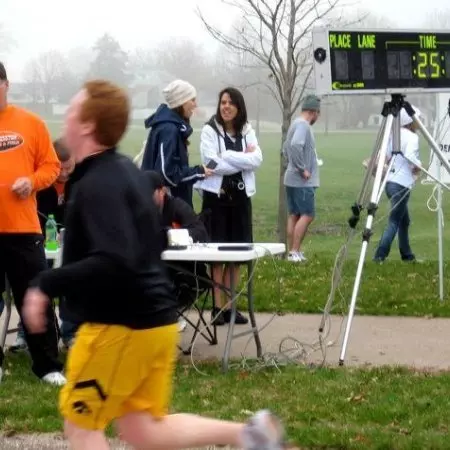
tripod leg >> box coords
[414,116,450,177]
[339,113,395,366]
[318,115,389,333]
[375,115,402,204]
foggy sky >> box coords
[2,0,449,81]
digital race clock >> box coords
[312,28,450,95]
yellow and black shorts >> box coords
[59,322,178,430]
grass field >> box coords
[2,354,450,449]
[2,123,450,448]
[45,121,450,317]
[46,120,450,258]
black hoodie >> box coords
[32,149,178,329]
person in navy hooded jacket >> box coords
[142,80,213,208]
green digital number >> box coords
[430,52,440,78]
[416,52,441,79]
[417,52,428,78]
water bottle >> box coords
[45,214,59,251]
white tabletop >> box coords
[46,243,286,264]
[162,243,285,262]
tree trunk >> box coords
[276,106,291,247]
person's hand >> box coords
[23,288,49,334]
[11,177,33,199]
[302,170,311,180]
[412,166,421,175]
[245,144,256,153]
[202,166,214,177]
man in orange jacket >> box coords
[0,61,65,384]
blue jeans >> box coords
[374,182,415,261]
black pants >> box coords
[0,233,62,378]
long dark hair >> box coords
[215,87,248,135]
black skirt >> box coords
[201,190,253,243]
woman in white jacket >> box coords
[195,87,262,326]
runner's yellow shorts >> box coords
[59,322,178,430]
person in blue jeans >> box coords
[373,106,422,263]
[9,139,79,351]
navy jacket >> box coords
[142,104,205,207]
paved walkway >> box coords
[2,309,450,370]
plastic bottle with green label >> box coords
[45,214,59,251]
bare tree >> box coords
[198,0,345,243]
[155,38,218,96]
[23,51,67,111]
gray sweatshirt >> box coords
[283,118,319,188]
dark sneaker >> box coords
[223,309,249,325]
[211,307,225,326]
[242,409,285,450]
[9,336,28,353]
[403,257,423,263]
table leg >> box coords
[222,263,236,372]
[247,261,262,358]
[0,277,12,349]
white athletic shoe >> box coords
[298,252,307,262]
[287,251,307,262]
[42,372,67,386]
[242,409,285,450]
[178,318,187,332]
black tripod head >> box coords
[381,94,415,120]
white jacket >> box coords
[194,119,263,197]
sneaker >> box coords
[242,409,285,450]
[223,309,249,325]
[298,252,307,262]
[41,372,66,386]
[287,251,307,262]
[211,307,225,326]
[9,335,28,353]
[403,257,424,264]
[178,318,187,332]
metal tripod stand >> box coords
[318,94,450,365]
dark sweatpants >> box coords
[0,233,62,378]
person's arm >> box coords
[29,120,60,192]
[172,198,208,243]
[403,134,422,169]
[220,128,263,171]
[155,125,205,187]
[200,126,241,176]
[30,182,137,299]
[287,122,311,176]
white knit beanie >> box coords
[163,80,197,109]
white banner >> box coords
[427,94,450,185]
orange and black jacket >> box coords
[0,105,60,233]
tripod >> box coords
[318,94,450,365]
